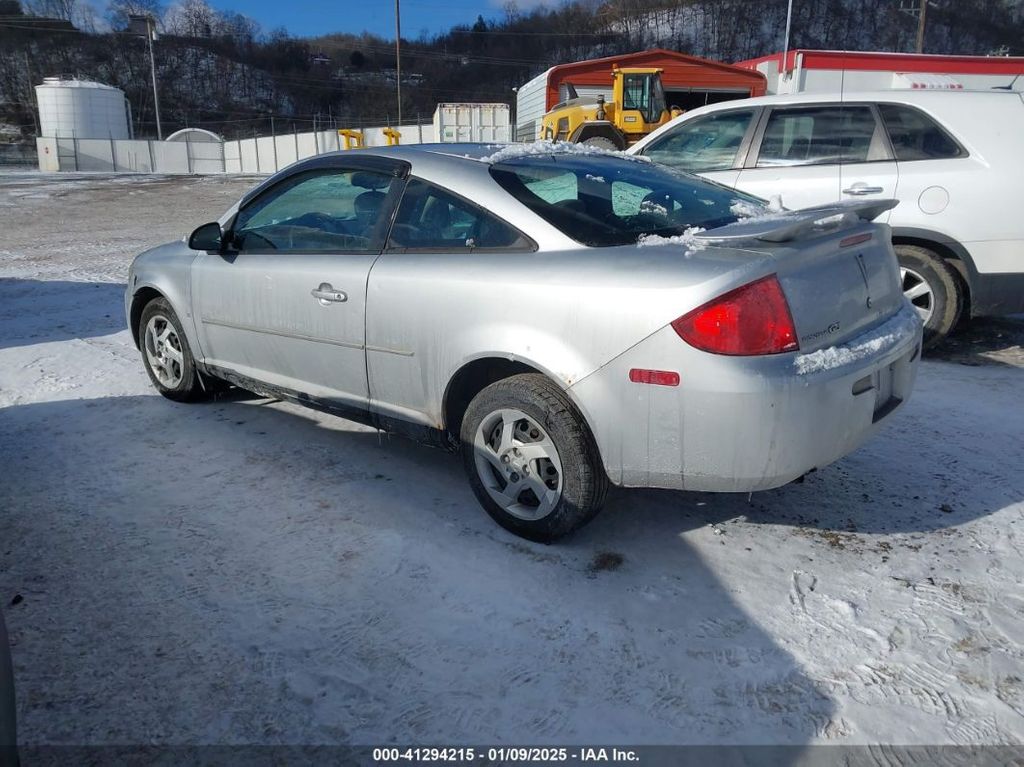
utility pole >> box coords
[130,15,162,140]
[915,0,927,53]
[147,18,162,140]
[23,50,38,135]
[782,0,794,69]
[395,0,402,126]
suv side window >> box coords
[232,168,398,253]
[642,110,755,172]
[878,103,964,160]
[388,178,533,251]
[756,106,887,167]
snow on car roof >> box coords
[418,140,653,164]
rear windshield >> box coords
[489,154,760,247]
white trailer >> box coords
[737,50,1024,95]
[514,68,553,143]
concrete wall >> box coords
[37,122,438,174]
[37,136,222,173]
[222,124,438,174]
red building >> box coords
[515,49,768,141]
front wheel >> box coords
[894,244,963,349]
[139,297,208,402]
[580,136,619,151]
[460,374,609,542]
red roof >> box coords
[543,49,766,111]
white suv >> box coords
[629,89,1024,346]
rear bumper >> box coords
[570,303,922,492]
[969,271,1024,317]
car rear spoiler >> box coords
[698,199,899,244]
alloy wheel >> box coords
[144,314,184,388]
[901,266,934,324]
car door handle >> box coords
[311,283,347,305]
[842,184,885,196]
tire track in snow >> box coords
[946,714,1017,746]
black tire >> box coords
[460,374,609,543]
[580,136,619,151]
[894,244,963,349]
[138,297,208,402]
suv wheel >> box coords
[894,244,963,349]
[460,374,609,542]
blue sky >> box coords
[208,0,523,39]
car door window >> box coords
[232,168,398,252]
[642,110,755,172]
[877,104,964,160]
[756,106,886,167]
[388,178,533,251]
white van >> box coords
[629,89,1024,346]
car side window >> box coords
[231,168,398,253]
[877,104,963,161]
[642,110,755,172]
[756,106,887,167]
[388,178,532,251]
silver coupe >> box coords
[126,144,922,541]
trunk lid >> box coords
[698,200,905,352]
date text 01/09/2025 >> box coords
[372,747,641,762]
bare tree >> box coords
[106,0,163,30]
[162,0,216,37]
[20,0,77,19]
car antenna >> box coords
[992,74,1021,91]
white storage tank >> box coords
[433,103,510,143]
[35,77,130,139]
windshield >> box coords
[489,154,762,247]
[622,74,666,123]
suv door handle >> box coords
[843,184,885,196]
[311,283,347,305]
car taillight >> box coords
[671,275,799,356]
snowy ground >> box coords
[2,173,1024,747]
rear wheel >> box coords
[894,244,962,349]
[139,297,208,402]
[460,374,608,542]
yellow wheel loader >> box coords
[539,67,678,149]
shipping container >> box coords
[432,103,511,143]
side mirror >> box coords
[188,222,223,251]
